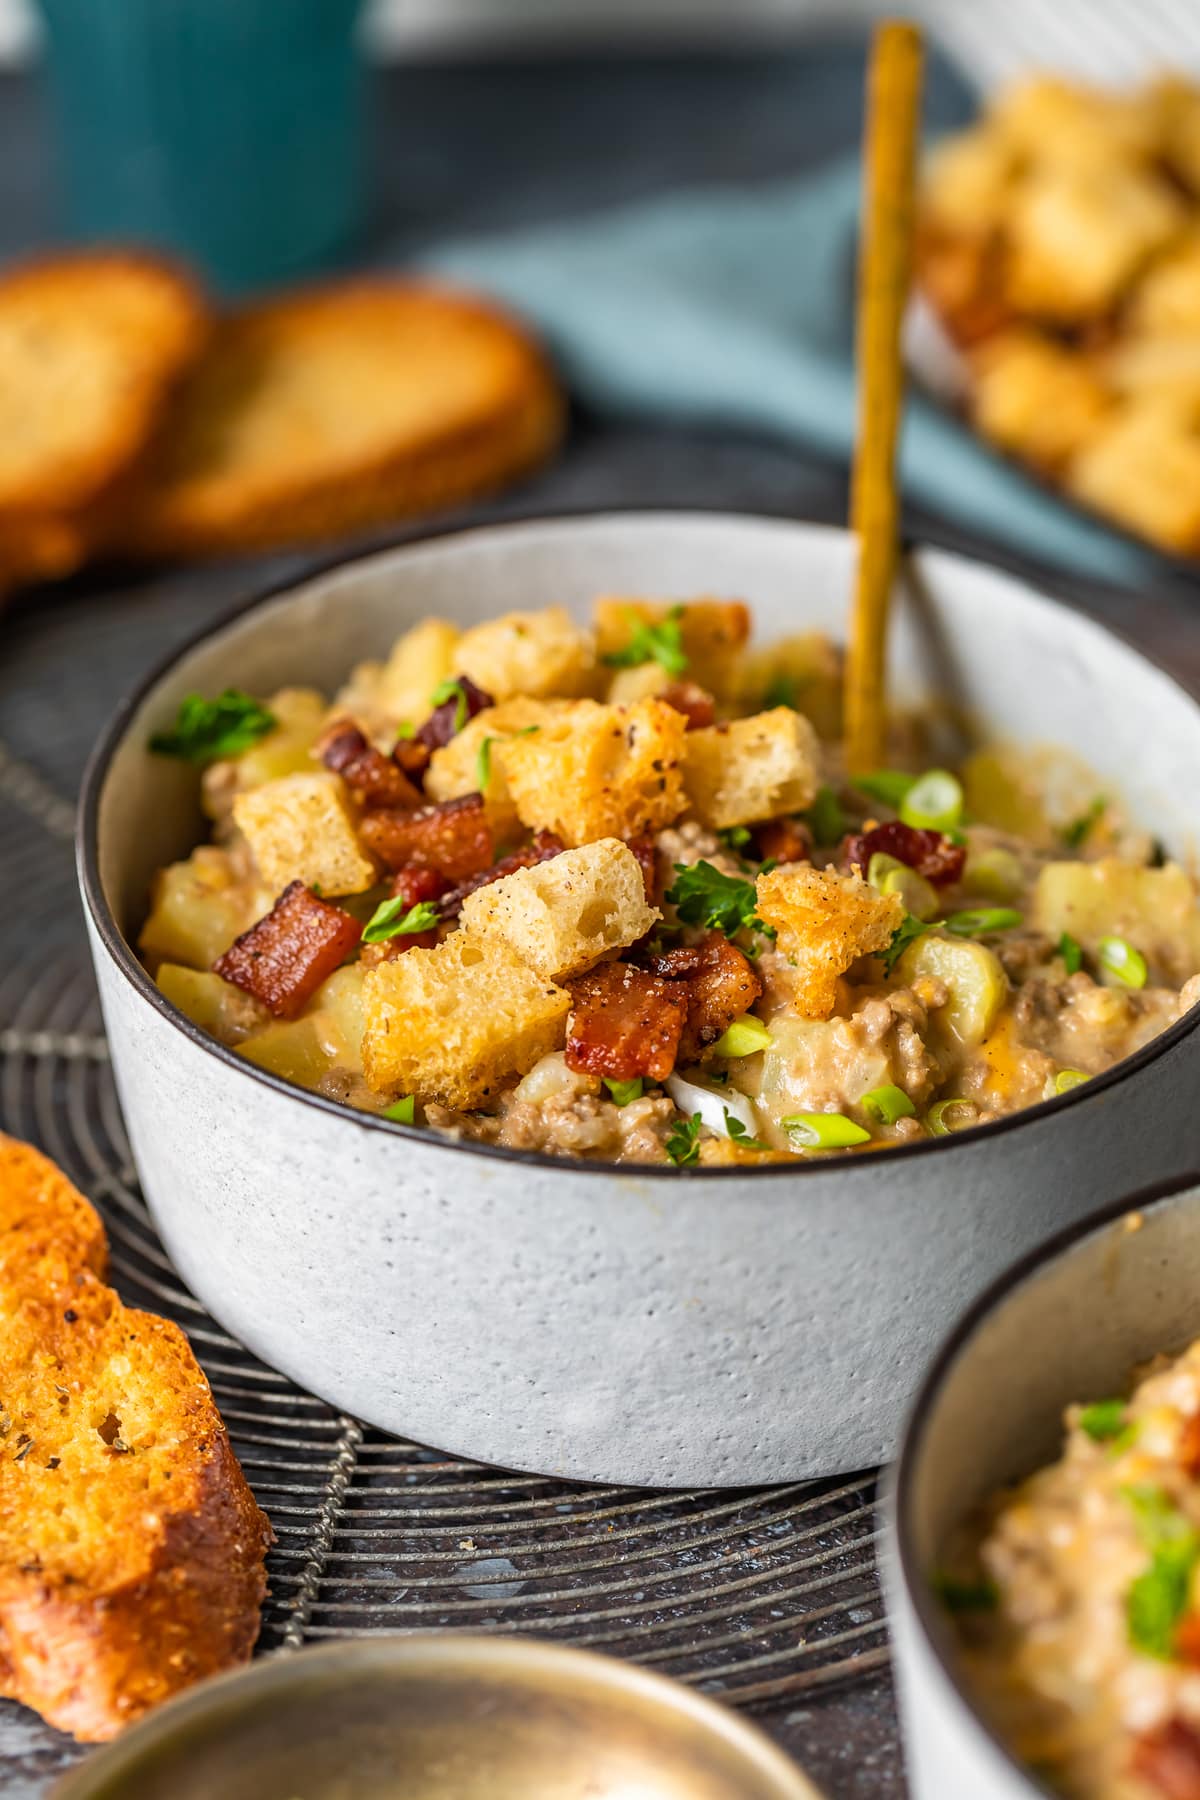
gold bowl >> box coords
[52,1635,823,1800]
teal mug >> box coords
[34,0,366,292]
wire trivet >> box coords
[0,768,888,1706]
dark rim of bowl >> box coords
[77,507,1200,1181]
[893,1166,1200,1800]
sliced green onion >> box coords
[1058,931,1083,976]
[964,846,1023,903]
[853,770,915,810]
[394,721,416,741]
[899,770,964,834]
[943,907,1023,938]
[476,734,495,791]
[1098,936,1148,990]
[1055,1069,1089,1095]
[604,1076,644,1107]
[1079,1398,1126,1442]
[867,852,939,921]
[429,677,469,733]
[926,1097,975,1137]
[861,1084,916,1125]
[711,1014,772,1059]
[782,1112,871,1150]
[1063,796,1106,850]
[384,1095,416,1124]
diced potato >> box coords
[961,749,1053,846]
[456,607,596,702]
[461,839,656,981]
[736,632,842,739]
[594,598,750,701]
[235,689,326,788]
[139,846,263,972]
[305,964,368,1074]
[238,1018,333,1088]
[683,708,819,830]
[753,1014,897,1152]
[896,933,1008,1047]
[1033,858,1200,984]
[424,697,572,838]
[501,697,688,847]
[233,771,376,897]
[377,618,461,727]
[155,964,264,1044]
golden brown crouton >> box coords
[455,606,596,702]
[377,617,462,727]
[682,708,819,830]
[755,866,903,1019]
[425,697,572,838]
[988,75,1162,171]
[594,598,750,700]
[501,698,688,848]
[1128,231,1200,336]
[968,330,1113,473]
[1003,164,1184,323]
[232,771,376,897]
[1065,402,1200,553]
[361,932,570,1107]
[461,838,657,981]
[920,127,1020,239]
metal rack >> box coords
[0,744,888,1706]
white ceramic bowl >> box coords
[78,513,1200,1486]
[886,1172,1200,1800]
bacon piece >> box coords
[1177,1614,1200,1668]
[214,881,362,1019]
[414,675,494,751]
[753,816,812,866]
[390,865,449,909]
[841,821,965,888]
[625,833,660,906]
[317,719,422,811]
[437,831,565,920]
[677,934,763,1062]
[565,963,687,1082]
[1180,1413,1200,1480]
[359,793,493,883]
[393,734,431,789]
[660,681,715,731]
[1132,1719,1200,1799]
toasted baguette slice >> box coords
[0,252,209,577]
[121,282,564,556]
[0,1135,272,1742]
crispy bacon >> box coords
[415,674,493,751]
[393,734,431,789]
[1180,1413,1200,1480]
[437,831,565,919]
[359,792,494,883]
[841,821,965,888]
[637,932,762,1063]
[317,719,422,810]
[389,865,449,909]
[1177,1614,1200,1668]
[625,833,660,906]
[214,881,362,1019]
[660,681,716,731]
[565,963,687,1082]
[1132,1719,1200,1799]
[753,816,812,866]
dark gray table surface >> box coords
[1,39,1199,1800]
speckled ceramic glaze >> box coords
[885,1174,1200,1800]
[78,514,1200,1486]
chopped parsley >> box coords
[429,677,470,733]
[932,1571,999,1614]
[1063,796,1106,849]
[149,690,276,764]
[362,897,441,945]
[1078,1398,1127,1442]
[1122,1483,1200,1660]
[601,604,688,678]
[665,860,775,944]
[384,1095,416,1124]
[724,1110,767,1151]
[665,1112,703,1166]
[803,784,847,846]
[1058,931,1084,975]
[604,1077,644,1107]
[880,913,931,975]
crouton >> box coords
[232,771,375,896]
[755,866,903,1019]
[362,932,570,1107]
[920,126,1019,238]
[461,839,656,982]
[1128,230,1200,336]
[968,330,1113,473]
[425,697,570,837]
[1066,402,1200,553]
[1004,164,1184,323]
[377,617,461,727]
[455,606,596,702]
[989,75,1162,171]
[594,598,750,700]
[501,697,688,847]
[682,708,819,830]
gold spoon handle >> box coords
[845,19,924,777]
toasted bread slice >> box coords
[0,1135,271,1742]
[121,282,564,556]
[0,252,208,578]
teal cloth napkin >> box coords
[425,158,1152,587]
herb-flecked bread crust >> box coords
[118,281,564,557]
[0,1134,272,1742]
